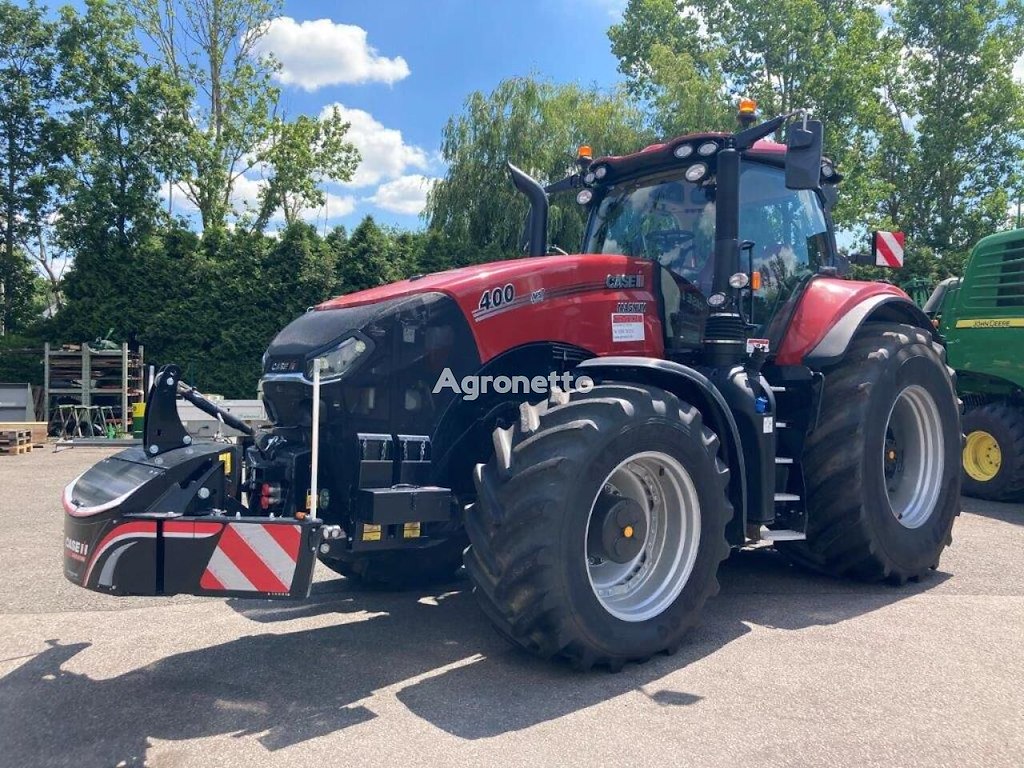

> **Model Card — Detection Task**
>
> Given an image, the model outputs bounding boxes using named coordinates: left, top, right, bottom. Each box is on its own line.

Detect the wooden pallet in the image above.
left=0, top=429, right=32, bottom=455
left=0, top=422, right=48, bottom=444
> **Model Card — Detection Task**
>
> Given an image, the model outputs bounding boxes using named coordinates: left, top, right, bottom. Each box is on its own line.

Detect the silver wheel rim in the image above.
left=883, top=384, right=944, bottom=529
left=585, top=451, right=701, bottom=622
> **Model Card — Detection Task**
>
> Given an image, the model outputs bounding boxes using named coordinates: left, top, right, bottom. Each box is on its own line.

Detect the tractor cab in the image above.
left=580, top=144, right=837, bottom=354
left=525, top=102, right=842, bottom=365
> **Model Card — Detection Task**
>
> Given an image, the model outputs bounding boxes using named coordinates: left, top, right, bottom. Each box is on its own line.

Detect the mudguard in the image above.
left=775, top=278, right=937, bottom=368
left=63, top=443, right=322, bottom=598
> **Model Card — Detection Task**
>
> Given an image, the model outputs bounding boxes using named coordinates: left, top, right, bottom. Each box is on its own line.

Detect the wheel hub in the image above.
left=588, top=492, right=647, bottom=564
left=883, top=384, right=944, bottom=529
left=963, top=430, right=1001, bottom=482
left=585, top=452, right=702, bottom=623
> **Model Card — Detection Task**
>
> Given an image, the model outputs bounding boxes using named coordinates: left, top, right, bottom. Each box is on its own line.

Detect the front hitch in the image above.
left=62, top=365, right=323, bottom=599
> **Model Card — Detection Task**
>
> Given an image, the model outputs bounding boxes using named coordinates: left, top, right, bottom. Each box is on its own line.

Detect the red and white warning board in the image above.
left=199, top=522, right=302, bottom=594
left=611, top=312, right=645, bottom=342
left=873, top=230, right=905, bottom=268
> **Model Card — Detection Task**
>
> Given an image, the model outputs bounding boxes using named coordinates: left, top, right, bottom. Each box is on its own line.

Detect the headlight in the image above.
left=684, top=163, right=708, bottom=182
left=308, top=336, right=368, bottom=381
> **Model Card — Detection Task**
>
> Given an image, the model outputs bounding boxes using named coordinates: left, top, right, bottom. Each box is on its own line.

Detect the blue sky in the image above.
left=209, top=0, right=629, bottom=232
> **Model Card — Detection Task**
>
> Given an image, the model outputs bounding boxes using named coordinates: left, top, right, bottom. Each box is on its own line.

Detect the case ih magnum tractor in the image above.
left=63, top=107, right=961, bottom=669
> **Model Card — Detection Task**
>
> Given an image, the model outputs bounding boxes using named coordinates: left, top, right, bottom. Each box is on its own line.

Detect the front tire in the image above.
left=961, top=403, right=1024, bottom=501
left=464, top=384, right=732, bottom=670
left=783, top=323, right=961, bottom=582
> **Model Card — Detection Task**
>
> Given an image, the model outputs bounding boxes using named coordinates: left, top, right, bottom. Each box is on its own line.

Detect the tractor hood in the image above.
left=318, top=254, right=617, bottom=312
left=296, top=253, right=663, bottom=365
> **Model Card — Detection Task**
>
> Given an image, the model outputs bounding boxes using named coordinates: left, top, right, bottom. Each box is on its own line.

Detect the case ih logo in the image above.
left=64, top=537, right=89, bottom=562
left=606, top=273, right=645, bottom=289
left=269, top=360, right=299, bottom=372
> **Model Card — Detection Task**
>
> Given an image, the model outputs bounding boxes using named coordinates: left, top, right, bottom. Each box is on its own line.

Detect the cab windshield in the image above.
left=584, top=163, right=830, bottom=303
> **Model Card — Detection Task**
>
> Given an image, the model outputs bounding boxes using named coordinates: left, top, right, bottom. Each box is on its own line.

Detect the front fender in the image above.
left=775, top=278, right=938, bottom=368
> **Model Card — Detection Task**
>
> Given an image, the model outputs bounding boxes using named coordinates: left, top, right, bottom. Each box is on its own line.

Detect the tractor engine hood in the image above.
left=311, top=254, right=664, bottom=363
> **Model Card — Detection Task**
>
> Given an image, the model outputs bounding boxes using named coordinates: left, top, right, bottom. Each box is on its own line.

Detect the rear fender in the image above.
left=575, top=357, right=747, bottom=546
left=776, top=278, right=939, bottom=368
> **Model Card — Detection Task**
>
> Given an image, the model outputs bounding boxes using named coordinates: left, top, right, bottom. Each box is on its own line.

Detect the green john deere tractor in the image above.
left=924, top=228, right=1024, bottom=501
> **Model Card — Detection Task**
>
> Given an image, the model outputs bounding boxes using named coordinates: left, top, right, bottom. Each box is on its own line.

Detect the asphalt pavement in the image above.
left=1, top=447, right=1022, bottom=767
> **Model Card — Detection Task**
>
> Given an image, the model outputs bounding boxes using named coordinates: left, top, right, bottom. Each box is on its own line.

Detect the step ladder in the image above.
left=760, top=379, right=808, bottom=543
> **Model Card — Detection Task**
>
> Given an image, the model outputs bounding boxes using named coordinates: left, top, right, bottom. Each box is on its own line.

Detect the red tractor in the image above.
left=63, top=107, right=961, bottom=670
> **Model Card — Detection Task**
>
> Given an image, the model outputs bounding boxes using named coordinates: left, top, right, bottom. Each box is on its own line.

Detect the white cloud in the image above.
left=229, top=174, right=264, bottom=211
left=319, top=103, right=429, bottom=187
left=316, top=191, right=358, bottom=219
left=367, top=175, right=437, bottom=216
left=255, top=17, right=410, bottom=91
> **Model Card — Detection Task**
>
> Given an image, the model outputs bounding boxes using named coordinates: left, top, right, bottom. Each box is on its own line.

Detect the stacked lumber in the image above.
left=0, top=429, right=32, bottom=456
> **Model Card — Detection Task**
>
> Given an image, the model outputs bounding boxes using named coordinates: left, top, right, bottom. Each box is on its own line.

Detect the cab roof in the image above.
left=591, top=131, right=787, bottom=180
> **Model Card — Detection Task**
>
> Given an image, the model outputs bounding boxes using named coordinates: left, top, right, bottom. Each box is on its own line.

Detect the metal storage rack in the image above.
left=44, top=343, right=145, bottom=435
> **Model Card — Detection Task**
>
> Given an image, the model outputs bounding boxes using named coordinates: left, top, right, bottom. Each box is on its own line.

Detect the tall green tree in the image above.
left=426, top=77, right=651, bottom=259
left=609, top=0, right=889, bottom=225
left=252, top=107, right=359, bottom=232
left=0, top=0, right=59, bottom=334
left=608, top=0, right=731, bottom=134
left=55, top=0, right=178, bottom=338
left=874, top=0, right=1024, bottom=267
left=339, top=216, right=404, bottom=293
left=126, top=0, right=357, bottom=233
left=125, top=0, right=279, bottom=231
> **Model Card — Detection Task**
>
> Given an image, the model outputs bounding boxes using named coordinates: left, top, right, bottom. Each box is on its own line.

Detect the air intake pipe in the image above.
left=508, top=162, right=549, bottom=258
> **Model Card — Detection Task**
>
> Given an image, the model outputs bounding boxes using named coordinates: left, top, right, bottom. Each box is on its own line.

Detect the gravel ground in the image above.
left=1, top=446, right=1022, bottom=767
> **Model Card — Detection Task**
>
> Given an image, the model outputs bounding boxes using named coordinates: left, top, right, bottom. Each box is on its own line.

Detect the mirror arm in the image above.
left=544, top=174, right=580, bottom=195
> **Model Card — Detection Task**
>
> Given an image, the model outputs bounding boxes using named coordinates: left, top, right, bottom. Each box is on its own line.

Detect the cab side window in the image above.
left=739, top=164, right=828, bottom=292
left=739, top=165, right=829, bottom=332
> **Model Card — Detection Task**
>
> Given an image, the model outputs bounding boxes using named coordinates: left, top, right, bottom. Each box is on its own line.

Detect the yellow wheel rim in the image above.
left=963, top=430, right=1002, bottom=482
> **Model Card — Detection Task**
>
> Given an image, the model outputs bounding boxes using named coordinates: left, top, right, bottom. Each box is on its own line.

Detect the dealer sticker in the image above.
left=612, top=313, right=645, bottom=342
left=746, top=338, right=770, bottom=354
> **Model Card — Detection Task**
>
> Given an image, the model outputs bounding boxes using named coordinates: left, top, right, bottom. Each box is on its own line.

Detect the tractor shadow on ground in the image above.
left=962, top=495, right=1024, bottom=525
left=0, top=548, right=949, bottom=765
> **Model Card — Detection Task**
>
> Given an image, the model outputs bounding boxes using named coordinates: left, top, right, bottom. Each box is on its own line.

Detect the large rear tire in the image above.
left=319, top=533, right=467, bottom=589
left=464, top=384, right=732, bottom=670
left=782, top=322, right=961, bottom=582
left=961, top=403, right=1024, bottom=501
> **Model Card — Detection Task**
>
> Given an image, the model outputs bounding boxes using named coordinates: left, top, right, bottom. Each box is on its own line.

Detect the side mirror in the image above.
left=785, top=119, right=823, bottom=190
left=871, top=230, right=905, bottom=268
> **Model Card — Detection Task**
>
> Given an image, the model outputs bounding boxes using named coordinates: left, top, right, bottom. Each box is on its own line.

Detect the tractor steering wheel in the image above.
left=634, top=229, right=698, bottom=273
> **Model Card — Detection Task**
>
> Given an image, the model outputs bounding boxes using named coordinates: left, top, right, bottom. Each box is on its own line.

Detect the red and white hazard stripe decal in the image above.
left=200, top=523, right=302, bottom=594
left=874, top=230, right=905, bottom=268
left=83, top=521, right=158, bottom=585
